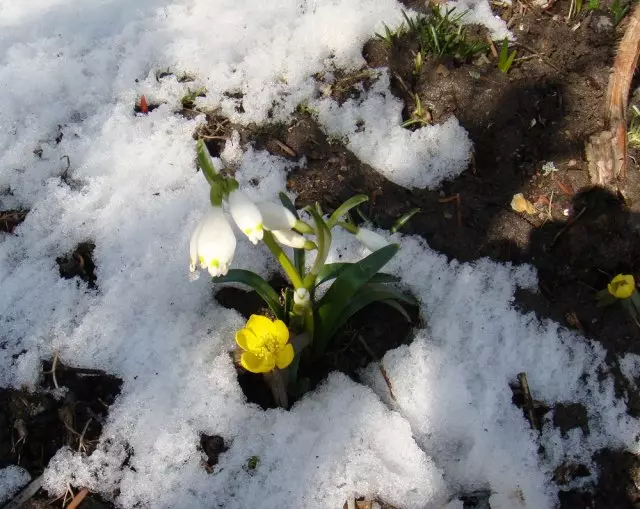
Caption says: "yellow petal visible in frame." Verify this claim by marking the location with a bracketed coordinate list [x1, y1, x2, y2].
[240, 352, 275, 373]
[245, 315, 276, 342]
[608, 274, 636, 299]
[273, 319, 289, 347]
[236, 328, 261, 352]
[275, 343, 294, 369]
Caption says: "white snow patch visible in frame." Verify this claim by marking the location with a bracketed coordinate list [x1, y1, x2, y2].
[0, 465, 30, 504]
[313, 72, 473, 189]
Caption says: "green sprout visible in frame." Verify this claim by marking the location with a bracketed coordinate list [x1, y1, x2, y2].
[375, 22, 405, 48]
[181, 86, 207, 109]
[413, 52, 424, 76]
[191, 141, 416, 408]
[628, 105, 640, 148]
[597, 274, 640, 329]
[390, 208, 421, 233]
[497, 38, 517, 73]
[376, 6, 486, 63]
[568, 0, 584, 19]
[402, 94, 431, 128]
[610, 0, 630, 25]
[587, 0, 600, 9]
[408, 5, 487, 61]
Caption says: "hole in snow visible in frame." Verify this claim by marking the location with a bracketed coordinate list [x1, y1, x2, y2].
[56, 241, 97, 288]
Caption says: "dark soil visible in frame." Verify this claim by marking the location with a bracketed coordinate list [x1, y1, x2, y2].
[0, 210, 28, 233]
[57, 242, 98, 289]
[0, 360, 121, 508]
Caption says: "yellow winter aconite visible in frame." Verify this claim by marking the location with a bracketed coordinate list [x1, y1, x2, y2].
[608, 274, 636, 299]
[235, 315, 294, 373]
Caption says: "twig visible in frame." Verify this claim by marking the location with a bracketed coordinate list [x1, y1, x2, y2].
[273, 139, 297, 157]
[77, 418, 93, 453]
[49, 352, 60, 389]
[550, 206, 587, 247]
[66, 487, 89, 509]
[513, 42, 564, 73]
[517, 372, 538, 430]
[357, 335, 396, 401]
[486, 35, 499, 58]
[438, 193, 462, 227]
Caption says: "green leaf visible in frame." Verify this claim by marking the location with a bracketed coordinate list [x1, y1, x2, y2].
[319, 283, 417, 346]
[278, 192, 299, 219]
[391, 207, 420, 233]
[315, 263, 399, 287]
[327, 194, 369, 228]
[314, 244, 399, 353]
[213, 269, 284, 320]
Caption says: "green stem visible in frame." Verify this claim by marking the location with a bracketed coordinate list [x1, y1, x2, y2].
[337, 221, 358, 234]
[196, 139, 218, 186]
[263, 231, 304, 289]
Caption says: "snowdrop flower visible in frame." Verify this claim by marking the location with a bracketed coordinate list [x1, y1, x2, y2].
[228, 190, 263, 244]
[190, 208, 236, 277]
[272, 229, 314, 249]
[355, 227, 389, 252]
[256, 201, 297, 231]
[235, 315, 294, 373]
[608, 274, 636, 299]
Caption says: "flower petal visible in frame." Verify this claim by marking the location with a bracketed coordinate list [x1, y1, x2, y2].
[236, 328, 261, 352]
[275, 343, 294, 369]
[245, 314, 276, 343]
[240, 351, 274, 373]
[273, 319, 289, 347]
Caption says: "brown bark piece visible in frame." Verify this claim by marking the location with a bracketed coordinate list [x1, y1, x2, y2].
[586, 3, 640, 186]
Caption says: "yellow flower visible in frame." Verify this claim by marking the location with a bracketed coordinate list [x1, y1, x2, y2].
[235, 315, 294, 373]
[608, 274, 636, 299]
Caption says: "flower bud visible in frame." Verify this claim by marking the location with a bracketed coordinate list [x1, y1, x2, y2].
[272, 229, 314, 249]
[355, 227, 389, 252]
[228, 190, 263, 244]
[256, 201, 297, 231]
[189, 208, 236, 277]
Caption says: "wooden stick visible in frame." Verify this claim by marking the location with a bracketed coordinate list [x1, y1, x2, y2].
[66, 487, 89, 509]
[517, 372, 538, 430]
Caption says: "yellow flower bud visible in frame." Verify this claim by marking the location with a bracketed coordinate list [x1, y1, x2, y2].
[607, 274, 636, 299]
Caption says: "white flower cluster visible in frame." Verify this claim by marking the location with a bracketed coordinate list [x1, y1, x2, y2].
[190, 191, 316, 278]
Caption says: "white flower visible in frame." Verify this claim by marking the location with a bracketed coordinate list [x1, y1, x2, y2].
[256, 201, 296, 231]
[190, 208, 236, 277]
[228, 190, 263, 244]
[272, 229, 311, 249]
[355, 227, 389, 252]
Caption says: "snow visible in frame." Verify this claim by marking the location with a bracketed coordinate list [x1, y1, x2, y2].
[0, 0, 638, 508]
[0, 465, 30, 504]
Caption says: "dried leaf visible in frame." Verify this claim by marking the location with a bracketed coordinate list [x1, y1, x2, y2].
[510, 193, 536, 214]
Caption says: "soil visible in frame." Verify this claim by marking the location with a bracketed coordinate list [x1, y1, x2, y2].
[0, 360, 121, 508]
[3, 0, 640, 507]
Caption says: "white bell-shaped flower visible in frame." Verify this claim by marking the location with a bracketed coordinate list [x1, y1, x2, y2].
[228, 190, 263, 244]
[190, 208, 236, 277]
[256, 201, 296, 231]
[272, 229, 312, 249]
[355, 227, 389, 252]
